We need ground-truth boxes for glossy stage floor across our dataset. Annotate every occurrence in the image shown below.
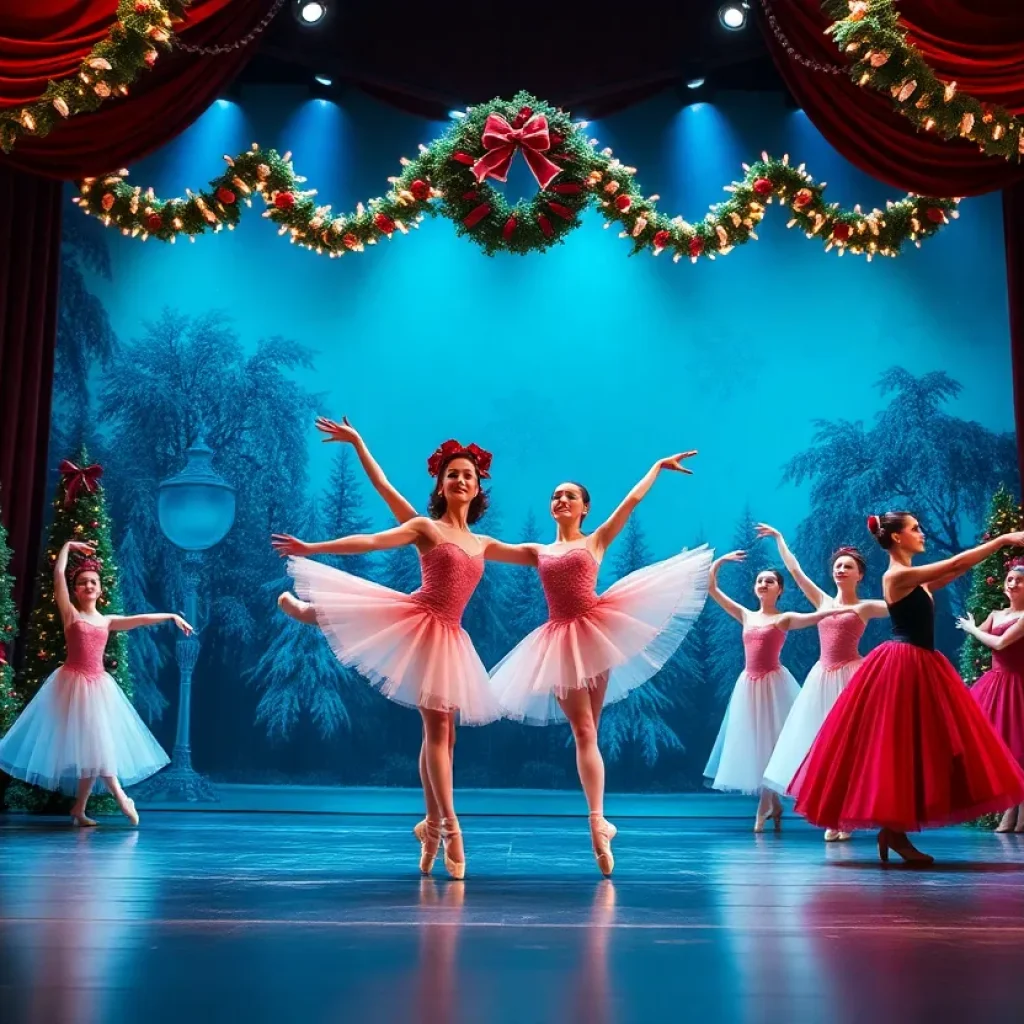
[3,808,1024,1024]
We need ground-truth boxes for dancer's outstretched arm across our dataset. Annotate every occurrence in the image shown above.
[479,537,540,567]
[272,517,430,557]
[316,416,418,523]
[107,613,194,634]
[54,541,94,622]
[957,612,1024,652]
[888,531,1024,600]
[591,451,697,555]
[856,600,890,621]
[709,551,748,624]
[755,524,827,609]
[776,606,845,631]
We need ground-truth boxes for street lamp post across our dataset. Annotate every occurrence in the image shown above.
[133,437,235,803]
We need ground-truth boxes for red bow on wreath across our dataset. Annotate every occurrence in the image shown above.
[427,440,493,479]
[471,111,562,191]
[59,459,103,508]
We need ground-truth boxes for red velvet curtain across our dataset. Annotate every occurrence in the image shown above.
[760,0,1024,482]
[0,0,276,631]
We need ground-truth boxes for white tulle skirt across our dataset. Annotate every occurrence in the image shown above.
[704,667,800,794]
[0,666,169,794]
[762,657,863,794]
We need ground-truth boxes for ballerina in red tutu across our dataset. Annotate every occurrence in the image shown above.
[790,511,1024,865]
[956,559,1024,833]
[273,438,504,880]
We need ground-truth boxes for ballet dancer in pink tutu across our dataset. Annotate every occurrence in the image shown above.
[274,437,504,880]
[703,551,841,832]
[957,559,1024,833]
[757,525,887,841]
[0,541,190,826]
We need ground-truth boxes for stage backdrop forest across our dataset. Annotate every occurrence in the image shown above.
[42,86,1017,793]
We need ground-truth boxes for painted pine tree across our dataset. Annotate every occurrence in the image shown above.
[322,448,374,579]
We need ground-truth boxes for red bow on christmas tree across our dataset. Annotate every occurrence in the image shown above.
[59,459,103,508]
[471,110,562,191]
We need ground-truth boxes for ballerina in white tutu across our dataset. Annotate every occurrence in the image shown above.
[757,525,887,841]
[0,541,191,826]
[703,551,840,832]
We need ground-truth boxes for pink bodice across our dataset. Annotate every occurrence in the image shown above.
[63,617,110,677]
[412,543,484,626]
[990,618,1024,675]
[742,624,786,677]
[538,548,601,621]
[818,609,865,670]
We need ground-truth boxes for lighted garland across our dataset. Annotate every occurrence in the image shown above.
[74,91,959,262]
[825,0,1024,162]
[0,0,191,153]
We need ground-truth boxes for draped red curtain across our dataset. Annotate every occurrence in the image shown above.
[0,0,276,631]
[760,0,1024,482]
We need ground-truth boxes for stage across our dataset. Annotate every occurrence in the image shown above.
[3,810,1024,1023]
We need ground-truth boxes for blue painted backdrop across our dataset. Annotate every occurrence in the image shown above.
[53,86,1017,791]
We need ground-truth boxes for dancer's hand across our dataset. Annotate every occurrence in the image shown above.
[955,613,977,634]
[716,550,746,565]
[66,541,95,555]
[755,523,781,540]
[1001,531,1024,547]
[271,534,313,557]
[657,451,697,475]
[171,615,194,636]
[316,415,362,446]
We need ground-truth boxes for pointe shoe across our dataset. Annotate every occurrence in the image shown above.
[754,807,781,833]
[996,809,1017,833]
[824,828,840,842]
[70,812,98,827]
[877,828,933,866]
[121,798,140,827]
[836,831,853,842]
[440,817,465,881]
[413,818,442,875]
[589,813,617,877]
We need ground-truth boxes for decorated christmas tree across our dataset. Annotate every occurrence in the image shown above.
[0,490,18,736]
[960,485,1024,685]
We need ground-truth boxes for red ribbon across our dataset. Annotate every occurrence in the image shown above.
[471,112,562,191]
[59,459,103,508]
[463,203,491,228]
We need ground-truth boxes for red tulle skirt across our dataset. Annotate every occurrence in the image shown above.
[790,641,1024,832]
[972,668,1024,770]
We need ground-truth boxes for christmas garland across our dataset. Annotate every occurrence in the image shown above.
[74,91,958,262]
[0,0,191,154]
[825,0,1024,162]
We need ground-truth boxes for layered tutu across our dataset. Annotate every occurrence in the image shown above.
[762,657,862,794]
[791,641,1024,831]
[704,666,801,794]
[971,668,1024,770]
[289,552,499,725]
[491,545,712,725]
[0,666,169,794]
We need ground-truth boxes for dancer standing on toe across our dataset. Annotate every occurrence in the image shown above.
[791,513,1024,865]
[0,541,189,826]
[489,458,712,876]
[703,552,839,832]
[956,560,1024,834]
[274,439,503,880]
[757,526,887,841]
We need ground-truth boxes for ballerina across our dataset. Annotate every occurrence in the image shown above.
[488,459,712,876]
[0,541,191,826]
[757,525,887,841]
[273,438,503,880]
[956,559,1024,834]
[791,513,1024,865]
[703,551,840,832]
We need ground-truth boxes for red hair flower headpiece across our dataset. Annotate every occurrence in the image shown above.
[866,514,880,533]
[427,440,492,479]
[69,557,103,583]
[1007,557,1024,572]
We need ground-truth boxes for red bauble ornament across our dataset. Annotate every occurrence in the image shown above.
[614,194,632,213]
[101,193,115,212]
[987,576,996,585]
[109,660,118,670]
[410,179,431,201]
[135,0,151,12]
[753,177,773,196]
[273,191,295,210]
[832,222,852,241]
[653,229,671,249]
[793,188,813,208]
[146,213,162,232]
[342,232,359,250]
[144,49,158,67]
[216,187,236,205]
[688,236,704,257]
[374,213,396,235]
[91,521,99,528]
[925,207,945,224]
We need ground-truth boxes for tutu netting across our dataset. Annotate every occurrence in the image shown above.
[971,620,1024,770]
[289,543,500,725]
[491,545,712,725]
[0,618,168,794]
[791,641,1024,831]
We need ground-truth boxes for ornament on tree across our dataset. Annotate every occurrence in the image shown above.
[753,177,773,197]
[216,187,236,205]
[273,191,295,210]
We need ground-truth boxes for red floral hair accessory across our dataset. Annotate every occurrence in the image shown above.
[427,440,493,479]
[69,557,103,583]
[866,514,880,534]
[1007,558,1024,572]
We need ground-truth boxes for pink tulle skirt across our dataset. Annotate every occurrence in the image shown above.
[289,557,500,725]
[491,546,712,725]
[0,666,169,794]
[972,668,1024,770]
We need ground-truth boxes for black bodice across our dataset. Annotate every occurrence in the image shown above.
[888,586,934,651]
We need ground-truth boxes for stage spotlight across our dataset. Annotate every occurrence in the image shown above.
[293,1,327,26]
[718,3,748,30]
[449,110,467,119]
[687,77,705,90]
[314,74,333,86]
